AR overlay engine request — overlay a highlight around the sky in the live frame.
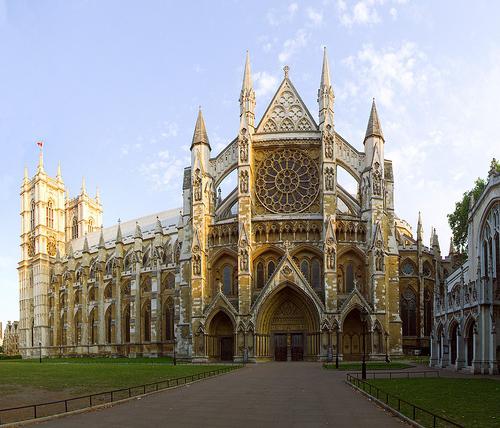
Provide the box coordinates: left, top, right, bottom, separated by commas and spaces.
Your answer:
1, 0, 499, 328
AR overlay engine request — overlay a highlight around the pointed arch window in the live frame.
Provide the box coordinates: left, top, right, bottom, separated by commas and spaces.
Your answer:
401, 288, 417, 336
256, 262, 264, 288
346, 263, 354, 292
72, 217, 78, 239
223, 265, 233, 295
300, 260, 310, 283
424, 289, 432, 336
311, 258, 321, 290
46, 200, 54, 229
267, 261, 276, 279
30, 201, 36, 231
88, 217, 94, 233
164, 303, 174, 341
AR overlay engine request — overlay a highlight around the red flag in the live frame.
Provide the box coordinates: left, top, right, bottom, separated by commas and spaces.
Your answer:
37, 141, 43, 148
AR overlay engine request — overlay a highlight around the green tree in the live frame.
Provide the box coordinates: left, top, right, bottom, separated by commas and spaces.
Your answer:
448, 159, 499, 254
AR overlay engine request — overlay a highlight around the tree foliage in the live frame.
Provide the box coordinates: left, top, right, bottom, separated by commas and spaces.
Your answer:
448, 160, 500, 254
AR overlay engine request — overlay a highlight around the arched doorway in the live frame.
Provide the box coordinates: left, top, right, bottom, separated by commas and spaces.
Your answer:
207, 311, 234, 361
450, 323, 458, 365
342, 308, 370, 361
256, 284, 320, 361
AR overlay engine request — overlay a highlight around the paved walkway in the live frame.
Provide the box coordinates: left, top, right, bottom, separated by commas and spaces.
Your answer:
37, 363, 405, 428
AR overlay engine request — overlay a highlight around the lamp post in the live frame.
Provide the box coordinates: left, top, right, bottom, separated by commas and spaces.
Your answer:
335, 329, 339, 369
361, 308, 368, 380
173, 332, 177, 366
385, 332, 390, 363
39, 341, 42, 364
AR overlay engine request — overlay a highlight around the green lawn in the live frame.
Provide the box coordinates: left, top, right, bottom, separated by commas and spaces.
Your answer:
369, 378, 500, 428
324, 361, 413, 371
0, 359, 234, 405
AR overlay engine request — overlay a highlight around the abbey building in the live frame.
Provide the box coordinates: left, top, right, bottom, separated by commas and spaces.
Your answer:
19, 50, 455, 361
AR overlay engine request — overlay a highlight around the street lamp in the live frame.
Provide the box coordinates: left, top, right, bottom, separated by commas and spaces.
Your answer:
361, 308, 368, 380
173, 332, 177, 366
385, 332, 390, 363
38, 341, 42, 364
335, 329, 339, 369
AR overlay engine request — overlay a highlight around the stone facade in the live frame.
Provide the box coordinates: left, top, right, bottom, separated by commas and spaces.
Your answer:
19, 51, 448, 360
3, 321, 20, 356
431, 164, 500, 374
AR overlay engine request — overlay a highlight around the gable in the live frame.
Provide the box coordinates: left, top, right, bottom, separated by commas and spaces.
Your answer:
256, 78, 318, 134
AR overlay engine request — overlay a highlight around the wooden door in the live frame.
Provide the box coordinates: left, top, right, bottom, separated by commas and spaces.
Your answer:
220, 337, 234, 361
274, 334, 287, 361
291, 333, 304, 361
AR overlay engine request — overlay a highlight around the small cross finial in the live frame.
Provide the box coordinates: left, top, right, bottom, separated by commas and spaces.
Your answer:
283, 65, 289, 79
117, 218, 121, 224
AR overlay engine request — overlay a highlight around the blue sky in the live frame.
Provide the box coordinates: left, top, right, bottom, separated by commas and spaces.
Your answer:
1, 0, 499, 327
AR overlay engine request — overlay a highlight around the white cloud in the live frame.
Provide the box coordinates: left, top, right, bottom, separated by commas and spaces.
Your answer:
337, 0, 409, 27
254, 71, 278, 97
139, 149, 189, 191
278, 29, 309, 63
307, 7, 324, 26
266, 2, 298, 27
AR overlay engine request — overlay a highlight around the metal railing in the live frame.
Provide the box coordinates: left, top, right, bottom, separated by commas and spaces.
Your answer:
346, 372, 463, 428
0, 365, 241, 425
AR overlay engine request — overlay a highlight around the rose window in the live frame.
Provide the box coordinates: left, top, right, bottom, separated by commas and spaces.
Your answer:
255, 149, 319, 213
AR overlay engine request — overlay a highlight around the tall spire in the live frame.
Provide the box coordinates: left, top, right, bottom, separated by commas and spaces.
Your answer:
98, 225, 105, 249
37, 146, 44, 173
449, 236, 456, 255
83, 234, 89, 253
95, 186, 100, 203
417, 211, 423, 242
320, 46, 331, 88
115, 219, 123, 243
190, 107, 211, 150
23, 166, 29, 184
81, 176, 86, 195
318, 47, 334, 128
56, 162, 62, 181
239, 51, 256, 129
364, 98, 384, 142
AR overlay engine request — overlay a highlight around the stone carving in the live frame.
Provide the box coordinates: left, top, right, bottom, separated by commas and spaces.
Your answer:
239, 129, 248, 163
324, 126, 334, 159
325, 167, 335, 191
192, 254, 201, 276
193, 168, 202, 201
240, 248, 248, 271
326, 247, 336, 270
372, 162, 382, 196
240, 170, 249, 193
255, 149, 319, 214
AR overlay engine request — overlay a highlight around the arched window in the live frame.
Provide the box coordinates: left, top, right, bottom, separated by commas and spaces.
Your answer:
105, 309, 112, 344
346, 263, 354, 292
144, 304, 151, 342
124, 306, 131, 343
88, 218, 94, 233
424, 289, 432, 336
165, 304, 174, 341
30, 201, 36, 231
256, 262, 264, 288
267, 261, 276, 279
223, 265, 232, 295
72, 217, 78, 239
311, 258, 321, 290
300, 260, 310, 283
46, 200, 54, 229
401, 288, 417, 336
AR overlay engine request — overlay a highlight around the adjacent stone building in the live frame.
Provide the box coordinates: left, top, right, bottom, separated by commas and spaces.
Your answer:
3, 321, 20, 356
19, 50, 448, 361
431, 162, 500, 374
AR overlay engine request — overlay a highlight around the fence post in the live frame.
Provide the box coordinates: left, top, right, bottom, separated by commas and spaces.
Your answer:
65, 400, 68, 412
34, 405, 37, 419
433, 414, 436, 427
128, 387, 131, 398
413, 405, 416, 420
398, 399, 400, 411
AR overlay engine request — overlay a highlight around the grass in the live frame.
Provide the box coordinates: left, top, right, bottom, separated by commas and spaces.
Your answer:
368, 378, 500, 428
324, 361, 413, 371
0, 358, 233, 405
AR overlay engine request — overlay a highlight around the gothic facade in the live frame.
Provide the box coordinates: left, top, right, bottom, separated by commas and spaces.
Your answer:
19, 51, 447, 361
3, 321, 19, 356
431, 164, 500, 374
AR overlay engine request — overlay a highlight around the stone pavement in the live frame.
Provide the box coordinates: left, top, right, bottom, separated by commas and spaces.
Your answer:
37, 363, 406, 428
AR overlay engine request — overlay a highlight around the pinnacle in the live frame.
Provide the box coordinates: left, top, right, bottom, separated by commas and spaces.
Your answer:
242, 50, 253, 92
191, 108, 211, 150
321, 46, 331, 88
364, 98, 384, 142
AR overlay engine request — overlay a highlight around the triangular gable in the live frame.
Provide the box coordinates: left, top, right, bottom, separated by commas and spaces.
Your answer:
256, 77, 318, 134
371, 221, 384, 248
339, 287, 372, 315
203, 290, 239, 320
251, 252, 325, 315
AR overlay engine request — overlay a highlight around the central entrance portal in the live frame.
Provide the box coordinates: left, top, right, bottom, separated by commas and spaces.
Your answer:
273, 333, 305, 361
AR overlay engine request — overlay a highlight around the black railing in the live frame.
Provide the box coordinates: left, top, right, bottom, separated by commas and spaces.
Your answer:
0, 365, 241, 425
346, 372, 463, 428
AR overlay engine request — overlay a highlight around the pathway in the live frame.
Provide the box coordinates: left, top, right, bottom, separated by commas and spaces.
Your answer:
37, 363, 405, 428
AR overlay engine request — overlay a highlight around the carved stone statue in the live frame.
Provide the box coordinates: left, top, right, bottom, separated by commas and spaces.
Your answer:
239, 129, 249, 163
192, 254, 201, 275
240, 170, 249, 193
325, 167, 335, 191
372, 162, 382, 196
193, 169, 202, 201
326, 247, 336, 270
